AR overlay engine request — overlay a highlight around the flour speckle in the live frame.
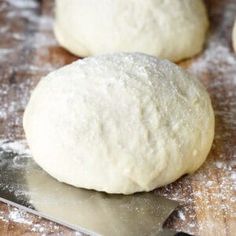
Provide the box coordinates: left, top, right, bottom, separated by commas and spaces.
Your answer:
178, 211, 186, 221
0, 0, 80, 235
0, 139, 30, 155
158, 1, 236, 234
0, 0, 236, 235
7, 0, 39, 9
8, 208, 33, 225
215, 161, 224, 169
231, 173, 236, 181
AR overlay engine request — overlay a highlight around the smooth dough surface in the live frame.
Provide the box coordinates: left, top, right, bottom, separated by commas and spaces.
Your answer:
23, 53, 214, 194
233, 20, 236, 52
54, 0, 209, 62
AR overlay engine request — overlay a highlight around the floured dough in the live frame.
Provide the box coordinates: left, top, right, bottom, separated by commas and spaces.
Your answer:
54, 0, 209, 62
233, 20, 236, 52
23, 53, 214, 194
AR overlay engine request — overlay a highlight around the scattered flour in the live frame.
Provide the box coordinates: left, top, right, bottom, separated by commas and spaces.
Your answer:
0, 139, 30, 155
0, 0, 235, 235
158, 1, 236, 234
0, 0, 82, 235
8, 208, 33, 225
178, 211, 186, 221
7, 0, 39, 9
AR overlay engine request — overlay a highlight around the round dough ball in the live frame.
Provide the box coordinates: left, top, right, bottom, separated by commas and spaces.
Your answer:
54, 0, 209, 62
23, 53, 214, 194
233, 20, 236, 52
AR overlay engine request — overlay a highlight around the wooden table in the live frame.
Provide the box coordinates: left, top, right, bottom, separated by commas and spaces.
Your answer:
0, 0, 235, 235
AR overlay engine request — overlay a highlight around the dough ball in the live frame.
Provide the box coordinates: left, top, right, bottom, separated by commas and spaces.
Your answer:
54, 0, 209, 62
23, 53, 214, 194
233, 20, 236, 52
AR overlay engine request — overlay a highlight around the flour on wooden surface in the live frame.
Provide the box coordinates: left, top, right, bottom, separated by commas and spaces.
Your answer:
0, 205, 63, 235
0, 0, 81, 235
0, 139, 30, 155
0, 0, 236, 235
158, 1, 236, 234
0, 0, 66, 141
7, 0, 39, 9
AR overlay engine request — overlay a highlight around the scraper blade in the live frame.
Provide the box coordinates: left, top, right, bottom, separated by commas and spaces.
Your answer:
0, 147, 178, 235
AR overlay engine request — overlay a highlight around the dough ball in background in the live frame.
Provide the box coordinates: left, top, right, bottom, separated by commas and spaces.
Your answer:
233, 20, 236, 52
23, 53, 214, 194
54, 0, 209, 62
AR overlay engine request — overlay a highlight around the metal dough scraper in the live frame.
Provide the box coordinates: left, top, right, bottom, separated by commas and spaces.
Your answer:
0, 146, 179, 236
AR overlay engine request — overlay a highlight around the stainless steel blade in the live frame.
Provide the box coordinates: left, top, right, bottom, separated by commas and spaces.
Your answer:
0, 147, 178, 236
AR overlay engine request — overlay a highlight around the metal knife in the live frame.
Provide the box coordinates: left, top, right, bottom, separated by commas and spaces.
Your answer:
0, 147, 179, 236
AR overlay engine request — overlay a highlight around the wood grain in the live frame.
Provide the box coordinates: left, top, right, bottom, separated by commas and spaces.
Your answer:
0, 0, 235, 235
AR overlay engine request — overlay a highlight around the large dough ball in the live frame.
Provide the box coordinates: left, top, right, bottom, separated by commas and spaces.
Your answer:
54, 0, 209, 62
23, 53, 214, 194
233, 20, 236, 52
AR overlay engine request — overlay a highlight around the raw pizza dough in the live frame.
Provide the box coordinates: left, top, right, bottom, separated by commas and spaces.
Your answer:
233, 20, 236, 52
54, 0, 209, 62
23, 53, 215, 194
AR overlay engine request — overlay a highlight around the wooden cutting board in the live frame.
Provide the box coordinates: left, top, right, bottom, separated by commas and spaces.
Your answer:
0, 0, 235, 235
